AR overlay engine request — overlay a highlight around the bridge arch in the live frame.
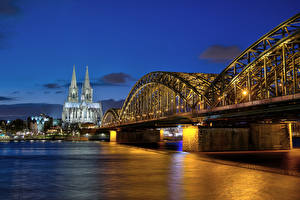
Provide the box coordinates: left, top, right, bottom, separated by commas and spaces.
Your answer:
119, 71, 217, 123
101, 14, 300, 128
101, 108, 120, 127
207, 13, 300, 106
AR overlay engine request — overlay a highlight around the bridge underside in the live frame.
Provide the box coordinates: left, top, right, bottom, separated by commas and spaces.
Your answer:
98, 96, 297, 151
102, 123, 292, 152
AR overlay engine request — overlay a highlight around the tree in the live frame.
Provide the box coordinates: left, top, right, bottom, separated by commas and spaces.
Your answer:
43, 117, 53, 132
7, 119, 26, 133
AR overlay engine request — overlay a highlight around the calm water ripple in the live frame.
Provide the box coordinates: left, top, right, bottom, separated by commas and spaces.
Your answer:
0, 141, 300, 200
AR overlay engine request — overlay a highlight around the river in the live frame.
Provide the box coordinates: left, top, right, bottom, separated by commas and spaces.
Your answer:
0, 141, 300, 200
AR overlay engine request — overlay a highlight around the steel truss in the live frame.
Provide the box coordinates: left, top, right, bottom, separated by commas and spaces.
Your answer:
102, 13, 300, 128
208, 13, 300, 106
118, 72, 216, 124
101, 108, 120, 127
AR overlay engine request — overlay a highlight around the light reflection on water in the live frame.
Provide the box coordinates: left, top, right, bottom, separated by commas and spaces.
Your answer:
0, 141, 300, 200
168, 152, 185, 200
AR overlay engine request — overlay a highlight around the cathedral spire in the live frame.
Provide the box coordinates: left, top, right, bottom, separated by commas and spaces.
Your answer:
81, 65, 93, 103
83, 65, 91, 89
67, 65, 79, 102
70, 65, 77, 88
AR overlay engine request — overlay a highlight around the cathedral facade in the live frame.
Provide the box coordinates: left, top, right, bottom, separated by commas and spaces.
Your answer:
62, 66, 103, 124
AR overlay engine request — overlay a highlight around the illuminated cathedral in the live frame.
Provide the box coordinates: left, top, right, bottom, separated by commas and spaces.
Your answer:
62, 66, 103, 124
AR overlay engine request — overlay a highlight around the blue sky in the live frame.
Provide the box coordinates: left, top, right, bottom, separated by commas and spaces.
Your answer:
0, 0, 299, 104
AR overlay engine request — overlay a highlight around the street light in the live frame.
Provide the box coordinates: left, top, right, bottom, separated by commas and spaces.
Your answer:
242, 90, 248, 96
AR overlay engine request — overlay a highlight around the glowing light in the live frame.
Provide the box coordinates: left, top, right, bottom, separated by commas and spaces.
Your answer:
182, 126, 199, 151
110, 130, 117, 142
242, 90, 248, 96
160, 129, 164, 141
288, 123, 293, 149
182, 126, 198, 137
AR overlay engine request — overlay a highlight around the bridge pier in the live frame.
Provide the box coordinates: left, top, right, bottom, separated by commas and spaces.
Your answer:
249, 123, 292, 150
182, 123, 292, 152
182, 126, 200, 151
109, 130, 117, 142
109, 129, 160, 144
159, 129, 164, 141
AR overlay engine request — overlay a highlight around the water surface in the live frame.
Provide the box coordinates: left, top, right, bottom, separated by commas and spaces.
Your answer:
0, 141, 300, 200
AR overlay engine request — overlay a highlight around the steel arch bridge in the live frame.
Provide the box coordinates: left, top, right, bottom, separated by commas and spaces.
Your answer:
102, 13, 300, 128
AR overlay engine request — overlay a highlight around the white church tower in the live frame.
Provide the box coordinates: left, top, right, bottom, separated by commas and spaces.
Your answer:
62, 65, 103, 124
68, 65, 79, 103
81, 66, 93, 103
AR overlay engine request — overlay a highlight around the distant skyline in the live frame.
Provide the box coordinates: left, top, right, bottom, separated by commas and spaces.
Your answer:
0, 0, 299, 105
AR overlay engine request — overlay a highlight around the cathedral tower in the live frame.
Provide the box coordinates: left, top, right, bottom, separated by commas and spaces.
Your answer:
81, 66, 93, 103
62, 65, 102, 125
67, 65, 79, 102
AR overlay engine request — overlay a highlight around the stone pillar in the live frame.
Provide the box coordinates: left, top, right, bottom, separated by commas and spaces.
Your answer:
198, 127, 249, 151
116, 129, 160, 144
181, 123, 292, 152
250, 123, 292, 150
182, 126, 199, 151
109, 130, 117, 142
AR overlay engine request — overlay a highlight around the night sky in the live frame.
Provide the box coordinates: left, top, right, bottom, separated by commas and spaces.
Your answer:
0, 0, 299, 105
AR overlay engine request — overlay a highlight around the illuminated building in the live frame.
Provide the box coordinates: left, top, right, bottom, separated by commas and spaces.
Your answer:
62, 66, 103, 124
30, 114, 50, 132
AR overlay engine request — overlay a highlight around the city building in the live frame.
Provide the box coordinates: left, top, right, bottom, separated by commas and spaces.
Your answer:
29, 114, 51, 133
62, 66, 103, 124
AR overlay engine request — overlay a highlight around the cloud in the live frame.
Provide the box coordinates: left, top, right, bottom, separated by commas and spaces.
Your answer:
0, 0, 19, 15
44, 72, 135, 91
63, 81, 81, 88
100, 73, 135, 85
44, 81, 80, 90
0, 103, 63, 120
199, 45, 242, 63
0, 96, 16, 101
43, 83, 62, 89
11, 91, 19, 94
